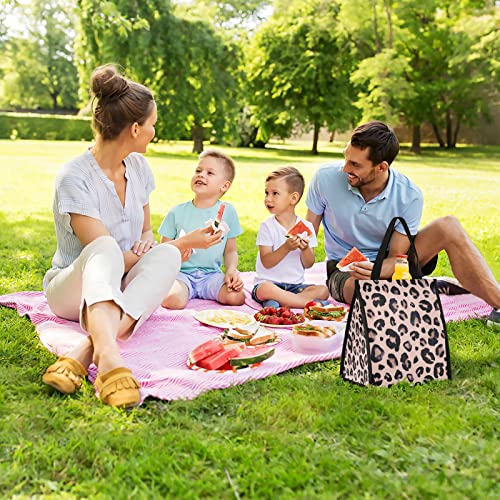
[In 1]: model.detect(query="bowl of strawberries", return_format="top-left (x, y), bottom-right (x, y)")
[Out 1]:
top-left (254, 306), bottom-right (305, 328)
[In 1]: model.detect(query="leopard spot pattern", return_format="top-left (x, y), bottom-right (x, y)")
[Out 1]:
top-left (343, 280), bottom-right (450, 387)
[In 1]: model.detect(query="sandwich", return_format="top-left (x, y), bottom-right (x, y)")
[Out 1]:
top-left (248, 326), bottom-right (276, 346)
top-left (292, 324), bottom-right (335, 338)
top-left (304, 301), bottom-right (347, 321)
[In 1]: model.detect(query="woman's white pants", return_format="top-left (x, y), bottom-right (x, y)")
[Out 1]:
top-left (45, 236), bottom-right (181, 335)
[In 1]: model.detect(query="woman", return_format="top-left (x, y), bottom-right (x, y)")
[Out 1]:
top-left (42, 64), bottom-right (221, 407)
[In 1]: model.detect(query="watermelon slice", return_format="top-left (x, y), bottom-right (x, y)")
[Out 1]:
top-left (287, 220), bottom-right (312, 240)
top-left (337, 247), bottom-right (368, 271)
top-left (188, 339), bottom-right (224, 365)
top-left (196, 345), bottom-right (243, 370)
top-left (213, 203), bottom-right (226, 229)
top-left (229, 346), bottom-right (275, 368)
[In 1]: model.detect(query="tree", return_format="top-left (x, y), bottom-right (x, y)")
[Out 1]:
top-left (165, 18), bottom-right (242, 152)
top-left (174, 0), bottom-right (271, 31)
top-left (76, 0), bottom-right (241, 151)
top-left (247, 0), bottom-right (356, 154)
top-left (343, 0), bottom-right (499, 150)
top-left (1, 0), bottom-right (79, 110)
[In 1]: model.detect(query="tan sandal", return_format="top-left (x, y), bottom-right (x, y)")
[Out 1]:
top-left (42, 357), bottom-right (88, 394)
top-left (95, 367), bottom-right (140, 408)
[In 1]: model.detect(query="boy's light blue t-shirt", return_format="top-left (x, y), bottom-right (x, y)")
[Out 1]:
top-left (158, 200), bottom-right (242, 273)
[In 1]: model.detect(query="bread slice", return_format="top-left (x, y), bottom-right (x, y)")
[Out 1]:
top-left (249, 327), bottom-right (276, 346)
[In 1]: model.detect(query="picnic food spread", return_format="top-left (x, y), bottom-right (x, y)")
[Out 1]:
top-left (187, 337), bottom-right (275, 371)
top-left (336, 247), bottom-right (368, 271)
top-left (254, 306), bottom-right (305, 326)
top-left (304, 301), bottom-right (347, 321)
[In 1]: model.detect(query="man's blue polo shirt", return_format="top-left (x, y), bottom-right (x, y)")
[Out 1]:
top-left (306, 162), bottom-right (423, 262)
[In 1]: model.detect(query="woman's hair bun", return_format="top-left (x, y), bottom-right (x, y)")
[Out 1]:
top-left (90, 64), bottom-right (129, 100)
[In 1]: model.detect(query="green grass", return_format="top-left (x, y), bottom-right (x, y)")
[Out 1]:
top-left (0, 139), bottom-right (499, 498)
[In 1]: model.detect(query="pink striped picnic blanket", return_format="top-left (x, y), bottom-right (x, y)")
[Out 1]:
top-left (0, 263), bottom-right (492, 403)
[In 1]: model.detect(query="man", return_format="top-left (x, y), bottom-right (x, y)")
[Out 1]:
top-left (305, 121), bottom-right (499, 330)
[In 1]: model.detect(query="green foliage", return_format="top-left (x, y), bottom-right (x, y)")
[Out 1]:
top-left (0, 113), bottom-right (93, 141)
top-left (0, 0), bottom-right (79, 111)
top-left (75, 0), bottom-right (242, 152)
top-left (175, 0), bottom-right (271, 31)
top-left (247, 0), bottom-right (357, 154)
top-left (343, 0), bottom-right (500, 148)
top-left (0, 140), bottom-right (499, 497)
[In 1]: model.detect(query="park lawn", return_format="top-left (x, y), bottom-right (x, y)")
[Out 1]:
top-left (0, 139), bottom-right (498, 498)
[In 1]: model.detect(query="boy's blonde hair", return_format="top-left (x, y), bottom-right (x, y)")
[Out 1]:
top-left (199, 149), bottom-right (236, 183)
top-left (266, 166), bottom-right (305, 201)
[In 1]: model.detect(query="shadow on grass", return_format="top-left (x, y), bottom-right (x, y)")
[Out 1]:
top-left (147, 145), bottom-right (345, 164)
top-left (147, 143), bottom-right (500, 175)
top-left (399, 144), bottom-right (500, 159)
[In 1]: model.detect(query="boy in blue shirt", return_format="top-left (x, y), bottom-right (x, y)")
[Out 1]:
top-left (159, 150), bottom-right (245, 309)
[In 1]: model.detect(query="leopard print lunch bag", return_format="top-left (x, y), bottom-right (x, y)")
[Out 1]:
top-left (340, 217), bottom-right (451, 388)
top-left (340, 279), bottom-right (451, 387)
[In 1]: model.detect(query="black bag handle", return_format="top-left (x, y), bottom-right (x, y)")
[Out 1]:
top-left (371, 217), bottom-right (423, 280)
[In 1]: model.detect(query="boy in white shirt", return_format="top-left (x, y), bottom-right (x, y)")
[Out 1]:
top-left (159, 150), bottom-right (245, 309)
top-left (252, 167), bottom-right (329, 308)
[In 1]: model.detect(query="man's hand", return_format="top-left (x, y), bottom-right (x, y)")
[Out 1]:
top-left (225, 272), bottom-right (243, 292)
top-left (350, 261), bottom-right (374, 280)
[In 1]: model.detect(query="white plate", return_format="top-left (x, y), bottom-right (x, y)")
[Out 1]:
top-left (187, 358), bottom-right (248, 372)
top-left (194, 309), bottom-right (257, 329)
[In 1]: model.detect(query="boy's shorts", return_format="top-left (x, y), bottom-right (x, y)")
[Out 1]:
top-left (177, 270), bottom-right (226, 301)
top-left (326, 255), bottom-right (439, 303)
top-left (251, 281), bottom-right (314, 305)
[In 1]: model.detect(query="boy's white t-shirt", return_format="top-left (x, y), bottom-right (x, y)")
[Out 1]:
top-left (254, 215), bottom-right (318, 286)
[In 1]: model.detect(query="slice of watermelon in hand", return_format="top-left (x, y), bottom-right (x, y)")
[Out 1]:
top-left (213, 203), bottom-right (226, 230)
top-left (286, 220), bottom-right (313, 242)
top-left (336, 247), bottom-right (369, 272)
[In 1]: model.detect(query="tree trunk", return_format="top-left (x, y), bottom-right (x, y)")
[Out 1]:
top-left (311, 123), bottom-right (320, 155)
top-left (372, 0), bottom-right (382, 53)
top-left (410, 124), bottom-right (421, 154)
top-left (329, 130), bottom-right (335, 143)
top-left (51, 93), bottom-right (58, 110)
top-left (383, 0), bottom-right (393, 49)
top-left (431, 121), bottom-right (445, 147)
top-left (191, 125), bottom-right (204, 154)
top-left (445, 110), bottom-right (453, 148)
top-left (452, 117), bottom-right (461, 148)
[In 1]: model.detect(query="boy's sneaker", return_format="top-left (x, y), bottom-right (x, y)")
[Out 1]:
top-left (486, 309), bottom-right (500, 331)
